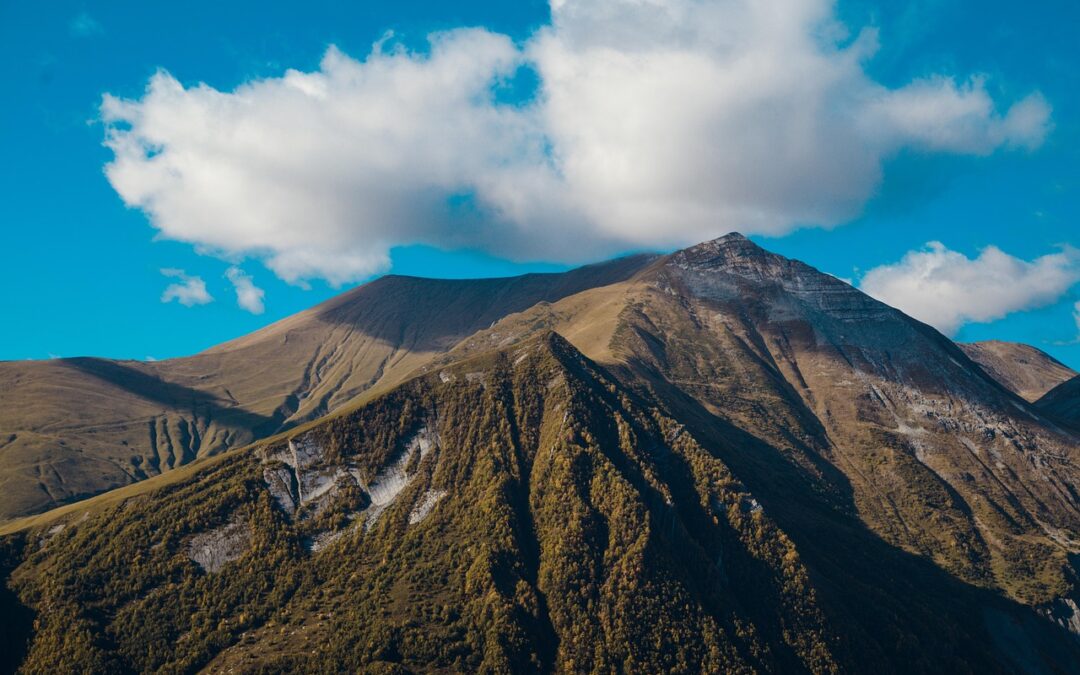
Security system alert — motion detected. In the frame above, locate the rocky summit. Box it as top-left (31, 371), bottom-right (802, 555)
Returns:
top-left (1, 235), bottom-right (1079, 674)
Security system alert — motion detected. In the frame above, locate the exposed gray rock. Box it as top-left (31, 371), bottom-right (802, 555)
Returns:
top-left (262, 426), bottom-right (440, 532)
top-left (187, 519), bottom-right (251, 573)
top-left (364, 425), bottom-right (437, 530)
top-left (263, 465), bottom-right (298, 516)
top-left (1039, 597), bottom-right (1080, 640)
top-left (408, 489), bottom-right (447, 525)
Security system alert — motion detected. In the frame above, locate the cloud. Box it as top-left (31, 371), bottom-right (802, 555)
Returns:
top-left (69, 12), bottom-right (103, 37)
top-left (102, 0), bottom-right (1052, 285)
top-left (225, 267), bottom-right (266, 314)
top-left (859, 242), bottom-right (1080, 335)
top-left (160, 268), bottom-right (213, 307)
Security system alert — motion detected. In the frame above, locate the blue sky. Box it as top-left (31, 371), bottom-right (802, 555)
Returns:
top-left (1, 0), bottom-right (1078, 368)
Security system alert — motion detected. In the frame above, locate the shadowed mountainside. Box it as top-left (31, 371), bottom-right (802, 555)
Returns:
top-left (1038, 375), bottom-right (1080, 429)
top-left (429, 234), bottom-right (1080, 613)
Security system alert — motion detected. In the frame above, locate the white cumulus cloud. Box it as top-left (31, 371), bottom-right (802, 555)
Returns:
top-left (225, 267), bottom-right (266, 314)
top-left (160, 268), bottom-right (213, 307)
top-left (102, 0), bottom-right (1052, 285)
top-left (859, 242), bottom-right (1080, 335)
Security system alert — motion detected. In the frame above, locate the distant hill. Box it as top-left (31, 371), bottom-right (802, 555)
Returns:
top-left (0, 254), bottom-right (654, 519)
top-left (959, 341), bottom-right (1076, 402)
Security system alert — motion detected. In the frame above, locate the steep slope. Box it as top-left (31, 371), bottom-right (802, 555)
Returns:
top-left (627, 236), bottom-right (1080, 606)
top-left (3, 333), bottom-right (1077, 673)
top-left (959, 341), bottom-right (1076, 402)
top-left (0, 255), bottom-right (654, 519)
top-left (1038, 375), bottom-right (1080, 429)
top-left (439, 235), bottom-right (1080, 616)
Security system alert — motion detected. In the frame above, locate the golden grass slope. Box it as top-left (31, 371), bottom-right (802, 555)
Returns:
top-left (959, 340), bottom-right (1077, 402)
top-left (0, 255), bottom-right (655, 519)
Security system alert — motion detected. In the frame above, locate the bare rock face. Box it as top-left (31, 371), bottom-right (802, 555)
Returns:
top-left (363, 425), bottom-right (437, 530)
top-left (262, 465), bottom-right (298, 515)
top-left (260, 426), bottom-right (441, 540)
top-left (260, 435), bottom-right (354, 519)
top-left (408, 489), bottom-right (447, 525)
top-left (1039, 596), bottom-right (1080, 639)
top-left (187, 519), bottom-right (251, 573)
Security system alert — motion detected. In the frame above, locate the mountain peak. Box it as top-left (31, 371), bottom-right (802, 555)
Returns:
top-left (680, 231), bottom-right (760, 256)
top-left (668, 231), bottom-right (811, 286)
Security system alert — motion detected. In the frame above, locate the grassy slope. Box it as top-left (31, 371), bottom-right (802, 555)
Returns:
top-left (0, 255), bottom-right (655, 519)
top-left (959, 341), bottom-right (1077, 402)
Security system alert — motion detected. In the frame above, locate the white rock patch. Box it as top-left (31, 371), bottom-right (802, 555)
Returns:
top-left (263, 465), bottom-right (298, 515)
top-left (364, 426), bottom-right (436, 530)
top-left (187, 519), bottom-right (251, 573)
top-left (307, 529), bottom-right (348, 553)
top-left (262, 427), bottom-right (439, 535)
top-left (408, 489), bottom-right (447, 525)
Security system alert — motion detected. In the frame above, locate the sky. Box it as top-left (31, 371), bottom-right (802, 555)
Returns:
top-left (1, 0), bottom-right (1078, 369)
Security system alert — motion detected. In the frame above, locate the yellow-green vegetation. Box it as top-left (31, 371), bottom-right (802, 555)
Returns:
top-left (3, 333), bottom-right (1077, 673)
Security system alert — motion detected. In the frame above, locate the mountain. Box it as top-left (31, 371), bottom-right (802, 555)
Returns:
top-left (959, 341), bottom-right (1076, 402)
top-left (3, 332), bottom-right (1078, 673)
top-left (2, 234), bottom-right (1079, 672)
top-left (0, 254), bottom-right (654, 519)
top-left (426, 235), bottom-right (1080, 611)
top-left (1038, 375), bottom-right (1080, 429)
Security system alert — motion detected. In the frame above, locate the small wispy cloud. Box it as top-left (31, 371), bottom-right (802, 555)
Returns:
top-left (160, 268), bottom-right (213, 307)
top-left (69, 12), bottom-right (103, 38)
top-left (225, 267), bottom-right (265, 314)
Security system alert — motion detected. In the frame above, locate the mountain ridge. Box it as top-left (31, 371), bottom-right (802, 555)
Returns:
top-left (4, 331), bottom-right (1079, 673)
top-left (0, 253), bottom-right (656, 518)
